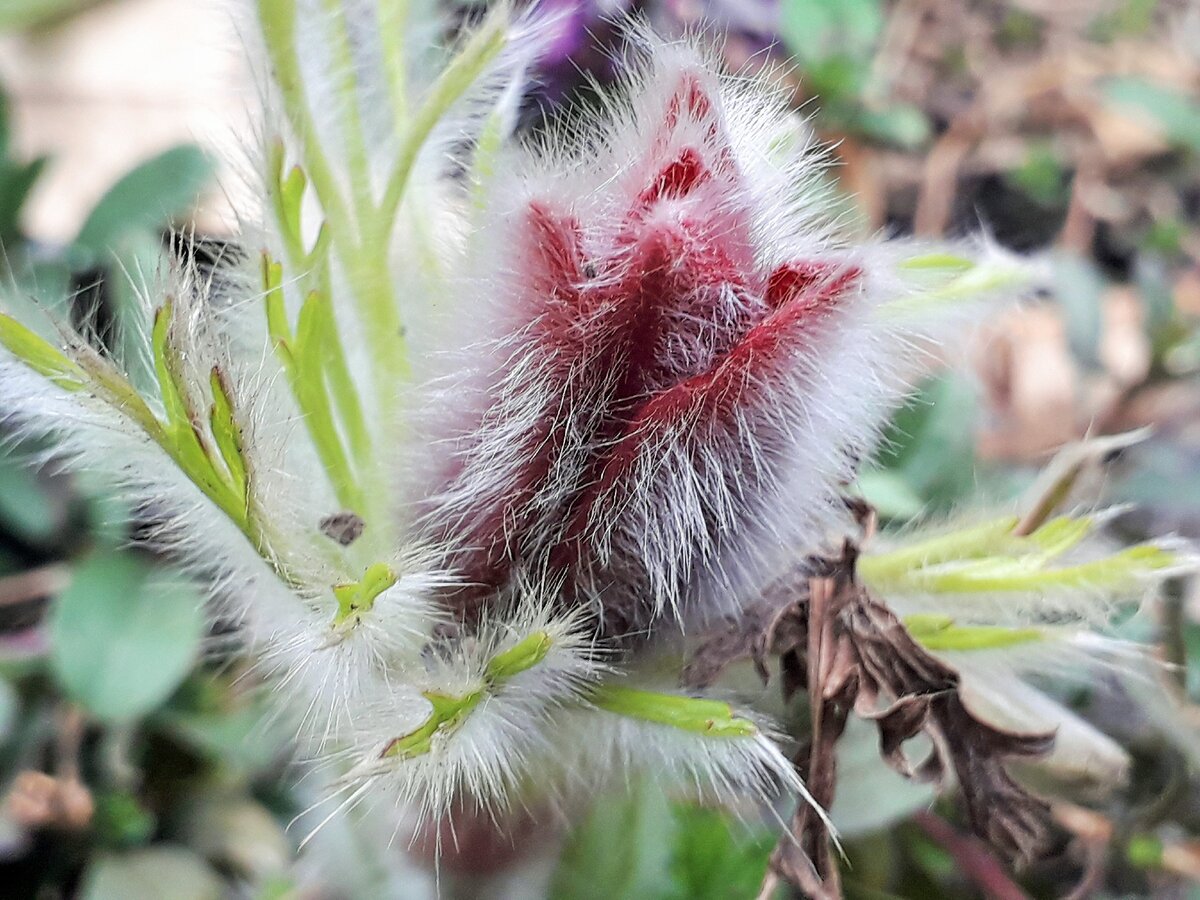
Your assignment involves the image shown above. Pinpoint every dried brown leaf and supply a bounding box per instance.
[753,543,1058,898]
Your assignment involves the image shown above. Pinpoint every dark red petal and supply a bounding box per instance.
[766,262,861,315]
[588,217,756,407]
[525,201,585,310]
[637,147,711,207]
[432,201,590,602]
[662,72,712,137]
[650,71,735,176]
[551,264,863,610]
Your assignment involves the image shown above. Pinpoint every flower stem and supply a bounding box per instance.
[320,0,375,221]
[377,10,507,238]
[258,0,406,417]
[378,0,410,126]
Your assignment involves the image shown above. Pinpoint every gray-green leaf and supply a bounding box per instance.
[1103,77,1200,152]
[50,553,204,721]
[550,782,676,900]
[74,146,214,263]
[78,847,224,900]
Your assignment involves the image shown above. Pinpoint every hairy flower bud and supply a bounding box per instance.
[423,48,932,642]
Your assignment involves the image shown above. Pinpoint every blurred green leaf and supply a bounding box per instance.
[1142,218,1186,256]
[1126,833,1165,869]
[901,826,956,881]
[998,10,1043,48]
[1091,0,1158,41]
[0,676,16,740]
[1007,143,1068,208]
[1182,620,1200,703]
[666,804,774,900]
[855,469,924,520]
[74,146,214,264]
[50,553,203,721]
[1103,77,1200,152]
[93,790,156,849]
[79,847,224,900]
[1120,440,1200,515]
[781,0,883,65]
[5,257,73,316]
[0,452,58,545]
[1054,252,1106,368]
[550,782,676,900]
[106,231,170,390]
[0,544,21,576]
[831,718,935,837]
[0,0,105,30]
[253,877,299,900]
[799,56,867,107]
[0,87,9,157]
[155,702,286,772]
[848,104,931,149]
[0,157,47,248]
[1134,254,1184,362]
[869,375,978,512]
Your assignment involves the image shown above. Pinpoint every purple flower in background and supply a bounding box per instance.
[450,0,782,118]
[530,0,632,107]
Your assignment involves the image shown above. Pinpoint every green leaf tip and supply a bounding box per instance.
[378,628,560,761]
[262,253,290,348]
[332,562,398,629]
[858,515,1021,586]
[486,630,553,681]
[0,313,85,390]
[861,512,1184,598]
[590,686,759,738]
[881,250,1037,319]
[146,302,251,530]
[208,368,248,504]
[260,256,366,513]
[904,615,1045,652]
[152,301,190,430]
[0,306,267,561]
[381,689,484,760]
[897,252,975,274]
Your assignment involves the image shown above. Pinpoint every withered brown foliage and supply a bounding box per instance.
[685,537,1059,899]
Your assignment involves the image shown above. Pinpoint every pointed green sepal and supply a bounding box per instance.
[280,164,307,239]
[881,251,1035,319]
[897,252,975,274]
[1025,515,1094,558]
[858,516,1020,587]
[262,254,290,350]
[306,220,331,269]
[208,367,248,502]
[149,302,246,525]
[377,627,565,761]
[152,302,188,425]
[899,541,1178,595]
